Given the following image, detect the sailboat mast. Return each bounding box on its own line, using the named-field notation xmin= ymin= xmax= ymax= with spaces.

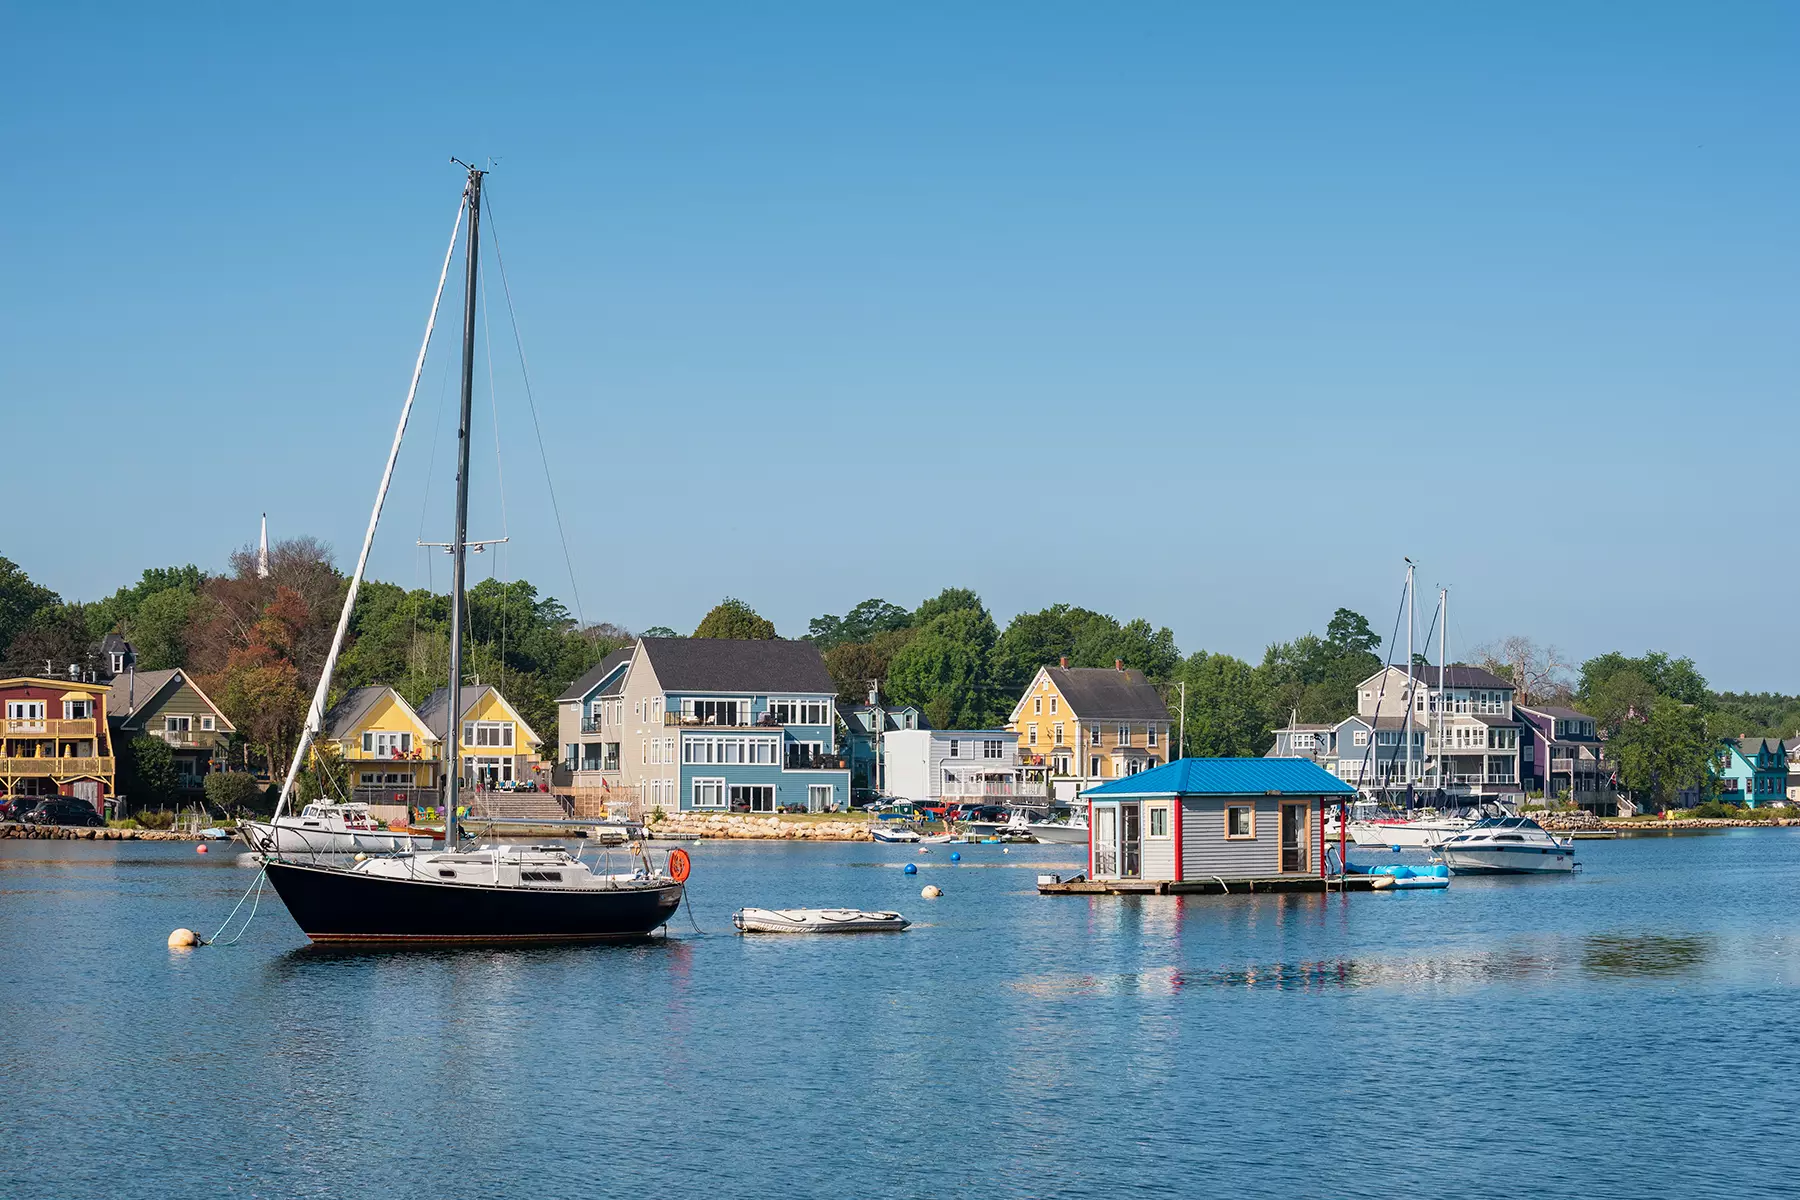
xmin=444 ymin=163 xmax=484 ymax=848
xmin=1405 ymin=561 xmax=1415 ymax=793
xmin=1438 ymin=587 xmax=1447 ymax=794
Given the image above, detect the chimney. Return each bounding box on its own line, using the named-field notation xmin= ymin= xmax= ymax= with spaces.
xmin=1058 ymin=656 xmax=1069 ymax=669
xmin=1114 ymin=659 xmax=1124 ymax=671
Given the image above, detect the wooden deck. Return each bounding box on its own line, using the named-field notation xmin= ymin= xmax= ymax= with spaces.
xmin=1037 ymin=875 xmax=1380 ymax=896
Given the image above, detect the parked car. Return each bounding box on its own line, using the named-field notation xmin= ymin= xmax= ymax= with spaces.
xmin=0 ymin=795 xmax=29 ymax=822
xmin=18 ymin=797 xmax=105 ymax=827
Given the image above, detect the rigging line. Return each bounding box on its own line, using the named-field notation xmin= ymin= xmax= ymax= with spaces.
xmin=1357 ymin=576 xmax=1415 ymax=782
xmin=274 ymin=194 xmax=467 ymax=821
xmin=477 ymin=265 xmax=510 ymax=697
xmin=481 ymin=187 xmax=587 ymax=630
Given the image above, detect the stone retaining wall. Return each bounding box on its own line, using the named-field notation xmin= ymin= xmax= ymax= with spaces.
xmin=647 ymin=814 xmax=872 ymax=842
xmin=0 ymin=824 xmax=205 ymax=841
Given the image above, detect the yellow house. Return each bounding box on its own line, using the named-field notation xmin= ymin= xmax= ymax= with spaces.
xmin=318 ymin=686 xmax=440 ymax=804
xmin=1007 ymin=659 xmax=1172 ymax=802
xmin=417 ymin=684 xmax=544 ymax=789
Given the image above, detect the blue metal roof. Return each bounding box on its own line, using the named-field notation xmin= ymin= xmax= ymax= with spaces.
xmin=1082 ymin=757 xmax=1356 ymax=798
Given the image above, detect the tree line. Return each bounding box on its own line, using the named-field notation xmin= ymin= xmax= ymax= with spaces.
xmin=2 ymin=548 xmax=1789 ymax=809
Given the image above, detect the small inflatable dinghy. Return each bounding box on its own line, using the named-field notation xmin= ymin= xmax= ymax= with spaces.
xmin=733 ymin=907 xmax=910 ymax=934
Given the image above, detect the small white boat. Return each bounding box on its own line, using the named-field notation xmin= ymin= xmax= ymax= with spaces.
xmin=733 ymin=907 xmax=910 ymax=934
xmin=998 ymin=811 xmax=1089 ymax=844
xmin=1347 ymin=815 xmax=1474 ymax=849
xmin=240 ymin=802 xmax=438 ymax=855
xmin=869 ymin=824 xmax=920 ymax=843
xmin=1438 ymin=817 xmax=1576 ymax=874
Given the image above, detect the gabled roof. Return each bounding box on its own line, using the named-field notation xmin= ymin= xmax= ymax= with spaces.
xmin=835 ymin=700 xmax=928 ymax=734
xmin=1084 ymin=756 xmax=1356 ymax=798
xmin=1523 ymin=705 xmax=1594 ymax=722
xmin=1036 ymin=666 xmax=1168 ymax=721
xmin=417 ymin=684 xmax=542 ymax=745
xmin=1362 ymin=664 xmax=1513 ymax=691
xmin=637 ymin=637 xmax=835 ymax=695
xmin=557 ymin=647 xmax=633 ymax=703
xmin=320 ymin=686 xmax=431 ymax=743
xmin=104 ymin=668 xmax=235 ymax=731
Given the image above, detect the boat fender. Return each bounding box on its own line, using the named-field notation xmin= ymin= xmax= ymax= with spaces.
xmin=950 ymin=851 xmax=961 ymax=862
xmin=903 ymin=863 xmax=918 ymax=875
xmin=168 ymin=928 xmax=200 ymax=948
xmin=667 ymin=848 xmax=692 ymax=883
xmin=354 ymin=852 xmax=368 ymax=862
xmin=921 ymin=885 xmax=942 ymax=899
xmin=1370 ymin=876 xmax=1396 ymax=890
xmin=195 ymin=845 xmax=208 ymax=855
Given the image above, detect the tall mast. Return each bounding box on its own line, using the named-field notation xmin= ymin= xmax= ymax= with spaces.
xmin=444 ymin=162 xmax=484 ymax=848
xmin=1405 ymin=560 xmax=1415 ymax=794
xmin=1438 ymin=587 xmax=1447 ymax=794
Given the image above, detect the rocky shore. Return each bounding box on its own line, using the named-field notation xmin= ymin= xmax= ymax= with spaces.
xmin=646 ymin=813 xmax=873 ymax=842
xmin=0 ymin=824 xmax=206 ymax=841
xmin=1531 ymin=810 xmax=1800 ymax=833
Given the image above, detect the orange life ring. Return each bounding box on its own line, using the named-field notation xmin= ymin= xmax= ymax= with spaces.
xmin=667 ymin=847 xmax=692 ymax=883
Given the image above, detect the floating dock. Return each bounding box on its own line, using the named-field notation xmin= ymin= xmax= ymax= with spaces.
xmin=1037 ymin=875 xmax=1382 ymax=896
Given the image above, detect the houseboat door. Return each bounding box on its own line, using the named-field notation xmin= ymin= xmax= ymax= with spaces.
xmin=1093 ymin=806 xmax=1118 ymax=876
xmin=1119 ymin=803 xmax=1142 ymax=878
xmin=1279 ymin=801 xmax=1310 ymax=873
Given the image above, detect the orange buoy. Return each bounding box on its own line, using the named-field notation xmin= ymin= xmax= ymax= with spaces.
xmin=667 ymin=847 xmax=691 ymax=883
xmin=196 ymin=844 xmax=208 ymax=854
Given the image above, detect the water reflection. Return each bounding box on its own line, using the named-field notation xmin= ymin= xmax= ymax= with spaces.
xmin=1580 ymin=932 xmax=1712 ymax=977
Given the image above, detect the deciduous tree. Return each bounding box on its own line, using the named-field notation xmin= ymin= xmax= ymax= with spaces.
xmin=693 ymin=598 xmax=776 ymax=640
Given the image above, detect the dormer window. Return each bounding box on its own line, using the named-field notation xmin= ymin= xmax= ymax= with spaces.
xmin=110 ymin=652 xmax=126 ymax=674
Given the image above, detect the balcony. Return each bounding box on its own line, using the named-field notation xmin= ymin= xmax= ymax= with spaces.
xmin=0 ymin=756 xmax=115 ymax=778
xmin=785 ymin=752 xmax=848 ymax=772
xmin=3 ymin=717 xmax=99 ymax=740
xmin=665 ymin=711 xmax=787 ymax=730
xmin=941 ymin=777 xmax=1024 ymax=799
xmin=580 ymin=717 xmax=604 ymax=734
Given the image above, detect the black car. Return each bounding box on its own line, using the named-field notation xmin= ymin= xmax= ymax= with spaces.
xmin=19 ymin=797 xmax=105 ymax=827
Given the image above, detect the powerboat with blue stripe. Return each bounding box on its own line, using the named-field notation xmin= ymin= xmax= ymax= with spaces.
xmin=1437 ymin=817 xmax=1576 ymax=874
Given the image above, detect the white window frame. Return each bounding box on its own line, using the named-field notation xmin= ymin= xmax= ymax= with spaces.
xmin=1049 ymin=696 xmax=1058 ymax=714
xmin=1146 ymin=803 xmax=1171 ymax=839
xmin=983 ymin=740 xmax=1003 ymax=760
xmin=1117 ymin=724 xmax=1130 ymax=744
xmin=165 ymin=715 xmax=192 ymax=733
xmin=1028 ymin=724 xmax=1038 ymax=746
xmin=7 ymin=701 xmax=45 ymax=722
xmin=948 ymin=738 xmax=959 ymax=758
xmin=691 ymin=778 xmax=726 ymax=809
xmin=1353 ymin=729 xmax=1369 ymax=747
xmin=808 ymin=783 xmax=833 ymax=812
xmin=1053 ymin=722 xmax=1064 ymax=745
xmin=462 ymin=721 xmax=514 ymax=749
xmin=1146 ymin=726 xmax=1157 ymax=748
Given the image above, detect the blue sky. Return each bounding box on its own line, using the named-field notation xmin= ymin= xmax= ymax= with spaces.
xmin=5 ymin=4 xmax=1795 ymax=689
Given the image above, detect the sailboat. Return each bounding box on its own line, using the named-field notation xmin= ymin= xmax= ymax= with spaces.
xmin=253 ymin=162 xmax=685 ymax=944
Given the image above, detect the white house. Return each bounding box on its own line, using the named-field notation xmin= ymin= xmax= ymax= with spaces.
xmin=882 ymin=729 xmax=1021 ymax=804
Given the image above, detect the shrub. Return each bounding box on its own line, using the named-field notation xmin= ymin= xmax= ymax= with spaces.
xmin=204 ymin=771 xmax=265 ymax=816
xmin=135 ymin=810 xmax=175 ymax=830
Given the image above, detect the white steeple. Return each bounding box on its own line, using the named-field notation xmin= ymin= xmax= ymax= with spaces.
xmin=257 ymin=513 xmax=270 ymax=579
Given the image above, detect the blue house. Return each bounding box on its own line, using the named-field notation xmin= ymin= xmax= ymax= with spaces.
xmin=555 ymin=637 xmax=850 ymax=814
xmin=835 ymin=690 xmax=927 ymax=798
xmin=1716 ymin=737 xmax=1791 ymax=808
xmin=1082 ymin=757 xmax=1355 ymax=883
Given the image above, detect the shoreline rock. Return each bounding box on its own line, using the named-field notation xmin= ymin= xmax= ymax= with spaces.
xmin=0 ymin=824 xmax=205 ymax=841
xmin=646 ymin=813 xmax=872 ymax=842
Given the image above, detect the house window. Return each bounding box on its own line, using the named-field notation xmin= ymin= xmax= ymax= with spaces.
xmin=948 ymin=739 xmax=959 ymax=758
xmin=1090 ymin=726 xmax=1102 ymax=745
xmin=1052 ymin=753 xmax=1071 ymax=775
xmin=1147 ymin=805 xmax=1170 ymax=838
xmin=200 ymin=715 xmax=215 ymax=731
xmin=769 ymin=699 xmax=831 ymax=726
xmin=1053 ymin=722 xmax=1064 ymax=745
xmin=1033 ymin=697 xmax=1042 ymax=715
xmin=691 ymin=778 xmax=726 ymax=809
xmin=463 ymin=721 xmax=514 ymax=748
xmin=1353 ymin=730 xmax=1368 ymax=746
xmin=62 ymin=699 xmax=93 ymax=720
xmin=731 ymin=785 xmax=776 ymax=813
xmin=786 ymin=740 xmax=824 ymax=769
xmin=6 ymin=701 xmax=45 ymax=722
xmin=809 ymin=783 xmax=834 ymax=812
xmin=110 ymin=652 xmax=126 ymax=674
xmin=361 ymin=731 xmax=412 ymax=757
xmin=1117 ymin=725 xmax=1130 ymax=745
xmin=1146 ymin=726 xmax=1157 ymax=748
xmin=1090 ymin=756 xmax=1101 ymax=776
xmin=1049 ymin=696 xmax=1058 ymax=714
xmin=983 ymin=740 xmax=1003 ymax=760
xmin=165 ymin=715 xmax=192 ymax=734
xmin=1028 ymin=724 xmax=1038 ymax=746
xmin=1292 ymin=732 xmax=1316 ymax=751
xmin=1226 ymin=805 xmax=1255 ymax=839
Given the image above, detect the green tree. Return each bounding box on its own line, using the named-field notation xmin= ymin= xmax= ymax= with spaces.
xmin=640 ymin=626 xmax=679 ymax=638
xmin=693 ymin=598 xmax=777 ymax=640
xmin=912 ymin=587 xmax=985 ymax=627
xmin=823 ymin=627 xmax=917 ymax=701
xmin=1608 ymin=702 xmax=1712 ymax=807
xmin=117 ymin=734 xmax=180 ymax=812
xmin=124 ymin=586 xmax=201 ymax=670
xmin=1324 ymin=608 xmax=1381 ymax=657
xmin=887 ymin=608 xmax=1000 ymax=728
xmin=808 ymin=598 xmax=912 ymax=651
xmin=203 ymin=771 xmax=265 ymax=816
xmin=0 ymin=602 xmax=95 ymax=676
xmin=1257 ymin=608 xmax=1382 ymax=724
xmin=1173 ymin=652 xmax=1271 ymax=757
xmin=0 ymin=556 xmax=59 ymax=660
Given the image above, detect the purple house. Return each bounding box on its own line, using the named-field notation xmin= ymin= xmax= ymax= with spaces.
xmin=1516 ymin=705 xmax=1613 ymax=813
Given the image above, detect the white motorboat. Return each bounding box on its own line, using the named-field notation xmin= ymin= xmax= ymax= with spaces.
xmin=998 ymin=811 xmax=1089 ymax=844
xmin=240 ymin=802 xmax=438 ymax=855
xmin=733 ymin=907 xmax=910 ymax=934
xmin=1437 ymin=817 xmax=1576 ymax=874
xmin=1347 ymin=814 xmax=1475 ymax=849
xmin=869 ymin=824 xmax=920 ymax=843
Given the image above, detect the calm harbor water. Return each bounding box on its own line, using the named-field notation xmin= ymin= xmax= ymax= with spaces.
xmin=4 ymin=830 xmax=1799 ymax=1199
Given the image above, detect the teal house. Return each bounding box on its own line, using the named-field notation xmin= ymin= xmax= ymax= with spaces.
xmin=1716 ymin=737 xmax=1790 ymax=808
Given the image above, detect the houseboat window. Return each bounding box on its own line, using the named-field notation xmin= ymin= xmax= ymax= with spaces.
xmin=691 ymin=778 xmax=726 ymax=809
xmin=983 ymin=740 xmax=1003 ymax=759
xmin=1226 ymin=805 xmax=1255 ymax=839
xmin=1147 ymin=805 xmax=1170 ymax=838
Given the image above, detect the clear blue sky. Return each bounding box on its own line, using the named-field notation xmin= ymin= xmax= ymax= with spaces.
xmin=5 ymin=3 xmax=1795 ymax=689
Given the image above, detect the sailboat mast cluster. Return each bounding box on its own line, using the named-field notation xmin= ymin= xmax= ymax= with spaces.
xmin=443 ymin=161 xmax=484 ymax=850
